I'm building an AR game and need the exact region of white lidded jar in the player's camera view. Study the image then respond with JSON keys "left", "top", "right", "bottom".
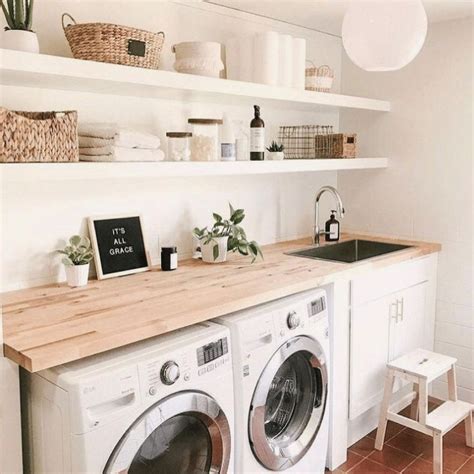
{"left": 166, "top": 132, "right": 192, "bottom": 161}
{"left": 188, "top": 118, "right": 222, "bottom": 162}
{"left": 220, "top": 114, "right": 236, "bottom": 161}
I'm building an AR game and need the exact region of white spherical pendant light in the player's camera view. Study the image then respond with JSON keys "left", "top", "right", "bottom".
{"left": 342, "top": 1, "right": 428, "bottom": 71}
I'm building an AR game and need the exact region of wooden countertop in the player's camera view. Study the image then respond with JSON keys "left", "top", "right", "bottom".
{"left": 2, "top": 233, "right": 440, "bottom": 372}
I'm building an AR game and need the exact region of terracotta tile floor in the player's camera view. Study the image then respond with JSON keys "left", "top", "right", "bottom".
{"left": 328, "top": 399, "right": 473, "bottom": 473}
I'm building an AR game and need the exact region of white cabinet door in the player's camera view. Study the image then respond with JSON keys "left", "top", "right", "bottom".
{"left": 349, "top": 294, "right": 393, "bottom": 419}
{"left": 389, "top": 282, "right": 427, "bottom": 361}
{"left": 349, "top": 282, "right": 428, "bottom": 420}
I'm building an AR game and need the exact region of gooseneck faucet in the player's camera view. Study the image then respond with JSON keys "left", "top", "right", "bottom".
{"left": 313, "top": 186, "right": 345, "bottom": 246}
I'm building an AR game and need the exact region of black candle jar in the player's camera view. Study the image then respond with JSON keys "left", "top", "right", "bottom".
{"left": 161, "top": 246, "right": 178, "bottom": 271}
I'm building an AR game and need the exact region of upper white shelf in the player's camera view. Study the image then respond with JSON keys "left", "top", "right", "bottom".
{"left": 0, "top": 49, "right": 390, "bottom": 112}
{"left": 0, "top": 159, "right": 389, "bottom": 182}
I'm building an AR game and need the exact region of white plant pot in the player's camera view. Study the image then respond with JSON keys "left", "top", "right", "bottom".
{"left": 201, "top": 236, "right": 229, "bottom": 263}
{"left": 65, "top": 263, "right": 90, "bottom": 288}
{"left": 267, "top": 151, "right": 285, "bottom": 161}
{"left": 1, "top": 30, "right": 39, "bottom": 53}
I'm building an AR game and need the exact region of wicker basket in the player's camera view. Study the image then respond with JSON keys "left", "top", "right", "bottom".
{"left": 62, "top": 13, "right": 165, "bottom": 69}
{"left": 315, "top": 133, "right": 357, "bottom": 159}
{"left": 305, "top": 62, "right": 334, "bottom": 92}
{"left": 0, "top": 108, "right": 79, "bottom": 163}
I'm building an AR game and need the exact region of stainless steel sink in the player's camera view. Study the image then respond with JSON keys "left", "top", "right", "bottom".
{"left": 288, "top": 239, "right": 412, "bottom": 263}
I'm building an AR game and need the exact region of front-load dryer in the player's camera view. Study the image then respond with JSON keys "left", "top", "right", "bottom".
{"left": 21, "top": 322, "right": 234, "bottom": 474}
{"left": 215, "top": 288, "right": 330, "bottom": 474}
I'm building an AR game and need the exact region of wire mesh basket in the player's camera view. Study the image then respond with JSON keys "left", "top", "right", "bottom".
{"left": 279, "top": 125, "right": 334, "bottom": 159}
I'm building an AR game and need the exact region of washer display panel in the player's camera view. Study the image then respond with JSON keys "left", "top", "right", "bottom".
{"left": 104, "top": 391, "right": 230, "bottom": 474}
{"left": 249, "top": 336, "right": 328, "bottom": 471}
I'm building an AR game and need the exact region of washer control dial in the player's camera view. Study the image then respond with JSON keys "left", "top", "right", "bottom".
{"left": 287, "top": 311, "right": 300, "bottom": 329}
{"left": 160, "top": 361, "right": 180, "bottom": 385}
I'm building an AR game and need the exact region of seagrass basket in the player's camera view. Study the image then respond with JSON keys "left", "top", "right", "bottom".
{"left": 0, "top": 108, "right": 79, "bottom": 163}
{"left": 62, "top": 13, "right": 165, "bottom": 69}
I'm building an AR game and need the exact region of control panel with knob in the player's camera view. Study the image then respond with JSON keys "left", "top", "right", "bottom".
{"left": 287, "top": 311, "right": 300, "bottom": 329}
{"left": 160, "top": 360, "right": 180, "bottom": 385}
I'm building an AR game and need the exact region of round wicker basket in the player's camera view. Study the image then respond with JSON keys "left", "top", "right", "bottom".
{"left": 62, "top": 13, "right": 165, "bottom": 69}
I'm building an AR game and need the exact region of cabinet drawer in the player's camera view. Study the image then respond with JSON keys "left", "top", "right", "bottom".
{"left": 351, "top": 255, "right": 434, "bottom": 306}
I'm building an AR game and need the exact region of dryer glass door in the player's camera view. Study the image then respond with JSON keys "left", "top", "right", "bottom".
{"left": 104, "top": 391, "right": 231, "bottom": 474}
{"left": 249, "top": 335, "right": 328, "bottom": 471}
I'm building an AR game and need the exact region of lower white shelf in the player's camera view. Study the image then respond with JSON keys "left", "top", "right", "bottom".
{"left": 0, "top": 158, "right": 389, "bottom": 181}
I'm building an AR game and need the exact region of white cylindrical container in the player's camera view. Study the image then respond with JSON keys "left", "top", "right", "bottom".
{"left": 166, "top": 132, "right": 192, "bottom": 161}
{"left": 240, "top": 35, "right": 254, "bottom": 82}
{"left": 65, "top": 263, "right": 89, "bottom": 288}
{"left": 225, "top": 38, "right": 240, "bottom": 80}
{"left": 188, "top": 118, "right": 222, "bottom": 162}
{"left": 220, "top": 114, "right": 236, "bottom": 161}
{"left": 253, "top": 31, "right": 279, "bottom": 85}
{"left": 292, "top": 37, "right": 306, "bottom": 89}
{"left": 278, "top": 34, "right": 293, "bottom": 87}
{"left": 172, "top": 42, "right": 224, "bottom": 78}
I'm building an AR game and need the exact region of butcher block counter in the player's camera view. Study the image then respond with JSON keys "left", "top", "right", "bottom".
{"left": 1, "top": 233, "right": 440, "bottom": 372}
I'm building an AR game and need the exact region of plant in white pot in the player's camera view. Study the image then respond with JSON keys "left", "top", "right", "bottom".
{"left": 193, "top": 204, "right": 263, "bottom": 264}
{"left": 57, "top": 235, "right": 94, "bottom": 288}
{"left": 1, "top": 0, "right": 39, "bottom": 53}
{"left": 266, "top": 141, "right": 285, "bottom": 160}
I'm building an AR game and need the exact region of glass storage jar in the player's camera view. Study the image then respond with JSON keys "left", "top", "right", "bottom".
{"left": 166, "top": 132, "right": 192, "bottom": 161}
{"left": 188, "top": 118, "right": 222, "bottom": 161}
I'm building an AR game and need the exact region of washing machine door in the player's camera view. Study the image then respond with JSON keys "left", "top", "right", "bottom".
{"left": 104, "top": 390, "right": 231, "bottom": 474}
{"left": 248, "top": 335, "right": 328, "bottom": 471}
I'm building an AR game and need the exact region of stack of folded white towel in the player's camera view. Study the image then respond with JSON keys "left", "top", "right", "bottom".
{"left": 78, "top": 123, "right": 165, "bottom": 162}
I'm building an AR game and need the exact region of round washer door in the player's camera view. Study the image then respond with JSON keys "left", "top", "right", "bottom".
{"left": 249, "top": 335, "right": 328, "bottom": 471}
{"left": 104, "top": 391, "right": 231, "bottom": 474}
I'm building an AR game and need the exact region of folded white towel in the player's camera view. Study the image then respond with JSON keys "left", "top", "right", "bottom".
{"left": 78, "top": 123, "right": 161, "bottom": 149}
{"left": 79, "top": 147, "right": 165, "bottom": 162}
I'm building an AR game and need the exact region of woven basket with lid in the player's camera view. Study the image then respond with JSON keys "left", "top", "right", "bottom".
{"left": 62, "top": 13, "right": 165, "bottom": 69}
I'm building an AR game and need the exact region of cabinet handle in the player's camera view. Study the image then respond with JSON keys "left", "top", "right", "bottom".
{"left": 397, "top": 298, "right": 404, "bottom": 321}
{"left": 390, "top": 301, "right": 398, "bottom": 322}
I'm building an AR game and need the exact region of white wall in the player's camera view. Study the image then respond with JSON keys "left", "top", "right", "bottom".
{"left": 338, "top": 17, "right": 473, "bottom": 402}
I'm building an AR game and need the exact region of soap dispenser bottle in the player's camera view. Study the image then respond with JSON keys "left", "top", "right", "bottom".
{"left": 325, "top": 210, "right": 340, "bottom": 242}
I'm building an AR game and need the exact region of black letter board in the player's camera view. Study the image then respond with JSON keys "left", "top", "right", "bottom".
{"left": 88, "top": 215, "right": 150, "bottom": 280}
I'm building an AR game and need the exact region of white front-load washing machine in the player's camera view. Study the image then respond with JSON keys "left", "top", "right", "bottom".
{"left": 215, "top": 288, "right": 330, "bottom": 474}
{"left": 21, "top": 322, "right": 234, "bottom": 474}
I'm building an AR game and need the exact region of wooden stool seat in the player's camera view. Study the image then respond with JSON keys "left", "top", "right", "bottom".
{"left": 375, "top": 348, "right": 473, "bottom": 474}
{"left": 388, "top": 349, "right": 457, "bottom": 383}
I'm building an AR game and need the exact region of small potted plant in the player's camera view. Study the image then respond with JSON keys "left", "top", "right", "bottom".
{"left": 1, "top": 0, "right": 39, "bottom": 53}
{"left": 57, "top": 235, "right": 94, "bottom": 287}
{"left": 266, "top": 141, "right": 284, "bottom": 160}
{"left": 193, "top": 204, "right": 263, "bottom": 264}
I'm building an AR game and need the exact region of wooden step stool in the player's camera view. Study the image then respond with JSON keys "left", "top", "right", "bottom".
{"left": 375, "top": 349, "right": 473, "bottom": 474}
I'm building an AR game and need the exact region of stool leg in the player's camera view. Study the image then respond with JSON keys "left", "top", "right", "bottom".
{"left": 465, "top": 411, "right": 473, "bottom": 448}
{"left": 375, "top": 369, "right": 395, "bottom": 450}
{"left": 410, "top": 382, "right": 419, "bottom": 420}
{"left": 418, "top": 379, "right": 428, "bottom": 425}
{"left": 447, "top": 365, "right": 458, "bottom": 401}
{"left": 433, "top": 432, "right": 443, "bottom": 474}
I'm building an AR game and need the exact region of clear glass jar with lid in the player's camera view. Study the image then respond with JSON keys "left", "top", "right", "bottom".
{"left": 188, "top": 118, "right": 222, "bottom": 161}
{"left": 166, "top": 132, "right": 192, "bottom": 161}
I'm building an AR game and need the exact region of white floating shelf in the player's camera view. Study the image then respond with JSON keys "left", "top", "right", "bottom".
{"left": 0, "top": 49, "right": 390, "bottom": 112}
{"left": 0, "top": 159, "right": 389, "bottom": 182}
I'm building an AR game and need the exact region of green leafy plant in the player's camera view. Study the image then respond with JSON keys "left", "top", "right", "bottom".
{"left": 266, "top": 141, "right": 284, "bottom": 152}
{"left": 57, "top": 235, "right": 94, "bottom": 266}
{"left": 193, "top": 203, "right": 263, "bottom": 262}
{"left": 1, "top": 0, "right": 34, "bottom": 31}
